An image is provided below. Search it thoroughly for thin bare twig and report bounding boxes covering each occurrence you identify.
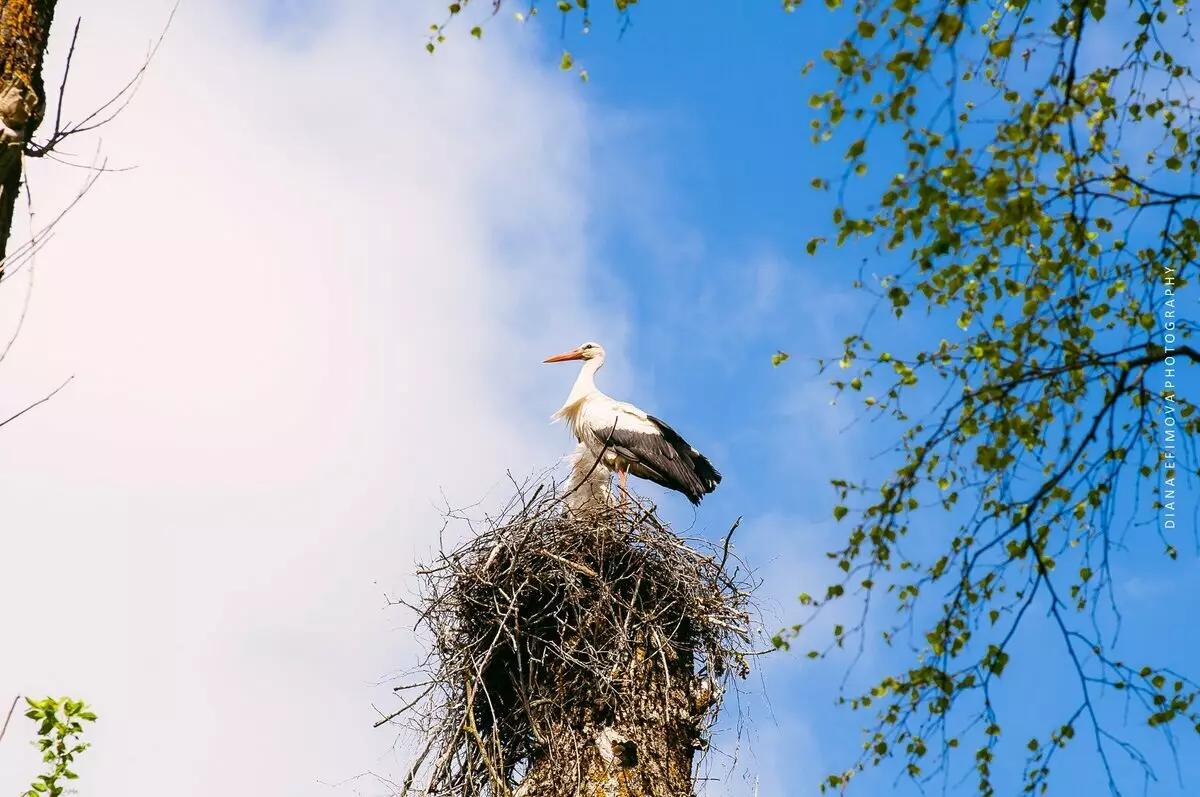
[51,18,82,141]
[27,1,181,158]
[0,695,18,746]
[0,145,106,286]
[719,516,742,573]
[0,376,73,431]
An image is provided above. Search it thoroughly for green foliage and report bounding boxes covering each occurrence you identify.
[774,0,1199,791]
[22,697,97,797]
[423,0,617,81]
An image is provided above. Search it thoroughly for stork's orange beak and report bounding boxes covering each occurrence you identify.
[544,349,584,363]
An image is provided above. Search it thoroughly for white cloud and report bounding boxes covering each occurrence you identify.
[0,1,632,793]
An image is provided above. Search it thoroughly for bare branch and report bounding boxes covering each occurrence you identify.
[26,1,181,159]
[0,695,18,746]
[0,376,73,432]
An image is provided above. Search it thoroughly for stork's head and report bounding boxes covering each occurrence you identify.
[543,341,605,364]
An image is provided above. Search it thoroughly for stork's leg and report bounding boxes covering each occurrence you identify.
[618,469,629,506]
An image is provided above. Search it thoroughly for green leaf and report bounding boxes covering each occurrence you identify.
[833,505,849,521]
[559,51,574,71]
[987,647,1010,677]
[470,26,482,38]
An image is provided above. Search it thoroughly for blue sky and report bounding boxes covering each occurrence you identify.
[0,1,1193,796]
[437,3,1200,796]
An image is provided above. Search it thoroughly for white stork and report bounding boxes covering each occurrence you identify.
[544,342,722,505]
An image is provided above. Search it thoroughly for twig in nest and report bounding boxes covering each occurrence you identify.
[534,549,599,579]
[719,516,742,573]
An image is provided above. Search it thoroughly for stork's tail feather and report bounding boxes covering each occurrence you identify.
[643,414,722,505]
[690,453,722,495]
[678,453,721,505]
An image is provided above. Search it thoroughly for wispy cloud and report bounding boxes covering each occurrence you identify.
[0,1,635,793]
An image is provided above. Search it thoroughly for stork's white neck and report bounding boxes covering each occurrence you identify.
[557,357,604,416]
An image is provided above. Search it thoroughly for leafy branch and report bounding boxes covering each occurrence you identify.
[421,0,632,81]
[775,0,1199,791]
[22,697,98,797]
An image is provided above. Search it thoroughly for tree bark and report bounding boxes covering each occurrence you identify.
[514,644,717,797]
[0,0,56,278]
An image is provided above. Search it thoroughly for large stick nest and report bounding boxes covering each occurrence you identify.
[389,477,757,797]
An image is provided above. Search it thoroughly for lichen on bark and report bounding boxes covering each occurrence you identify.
[0,0,57,276]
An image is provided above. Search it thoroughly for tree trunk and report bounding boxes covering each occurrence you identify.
[0,0,56,278]
[514,644,717,797]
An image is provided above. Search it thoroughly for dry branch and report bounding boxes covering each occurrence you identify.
[0,695,18,746]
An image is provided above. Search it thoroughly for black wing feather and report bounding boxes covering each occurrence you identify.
[647,414,722,494]
[592,413,722,505]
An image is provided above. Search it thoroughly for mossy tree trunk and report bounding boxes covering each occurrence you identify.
[0,0,56,278]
